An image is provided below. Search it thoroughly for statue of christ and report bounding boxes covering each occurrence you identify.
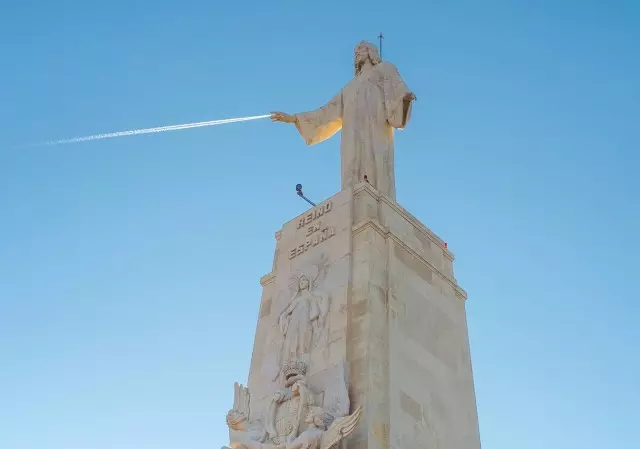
[271,41,416,200]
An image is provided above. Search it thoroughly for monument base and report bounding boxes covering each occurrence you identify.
[235,183,479,449]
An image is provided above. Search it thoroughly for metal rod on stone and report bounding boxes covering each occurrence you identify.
[296,184,316,207]
[378,32,384,58]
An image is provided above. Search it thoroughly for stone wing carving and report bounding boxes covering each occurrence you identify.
[322,364,350,422]
[311,253,330,290]
[320,406,362,449]
[227,382,251,429]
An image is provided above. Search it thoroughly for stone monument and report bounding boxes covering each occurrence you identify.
[223,41,481,449]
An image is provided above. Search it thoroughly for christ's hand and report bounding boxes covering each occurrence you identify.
[271,112,296,123]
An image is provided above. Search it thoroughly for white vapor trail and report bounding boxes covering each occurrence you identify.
[40,114,271,146]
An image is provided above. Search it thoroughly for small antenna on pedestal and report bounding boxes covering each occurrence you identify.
[296,184,316,207]
[378,32,384,58]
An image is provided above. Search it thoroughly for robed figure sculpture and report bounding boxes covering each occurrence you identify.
[271,41,416,200]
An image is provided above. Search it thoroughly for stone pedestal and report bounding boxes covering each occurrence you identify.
[241,183,480,449]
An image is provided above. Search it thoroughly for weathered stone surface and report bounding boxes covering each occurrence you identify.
[400,390,423,422]
[393,243,435,285]
[259,297,271,319]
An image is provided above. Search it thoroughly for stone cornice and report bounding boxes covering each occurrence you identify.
[352,216,390,237]
[353,183,455,262]
[260,272,276,286]
[352,218,467,301]
[264,219,467,300]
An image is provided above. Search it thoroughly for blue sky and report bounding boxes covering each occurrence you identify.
[1,1,638,448]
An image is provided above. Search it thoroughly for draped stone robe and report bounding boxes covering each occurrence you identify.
[294,62,413,200]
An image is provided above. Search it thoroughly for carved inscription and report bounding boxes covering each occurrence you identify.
[297,201,332,228]
[289,202,336,259]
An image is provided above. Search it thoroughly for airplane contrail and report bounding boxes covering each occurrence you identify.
[37,114,271,146]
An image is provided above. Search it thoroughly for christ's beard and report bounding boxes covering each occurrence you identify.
[355,57,372,75]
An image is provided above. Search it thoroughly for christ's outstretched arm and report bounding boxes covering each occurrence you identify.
[271,90,343,146]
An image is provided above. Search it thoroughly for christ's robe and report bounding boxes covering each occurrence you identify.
[294,62,413,200]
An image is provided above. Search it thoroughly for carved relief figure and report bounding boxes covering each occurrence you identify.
[271,41,416,200]
[285,405,362,449]
[262,256,332,382]
[277,275,329,365]
[224,360,362,449]
[283,406,326,449]
[266,360,320,445]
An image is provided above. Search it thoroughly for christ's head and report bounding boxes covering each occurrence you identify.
[354,41,381,76]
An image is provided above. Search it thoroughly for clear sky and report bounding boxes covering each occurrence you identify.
[1,1,638,448]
